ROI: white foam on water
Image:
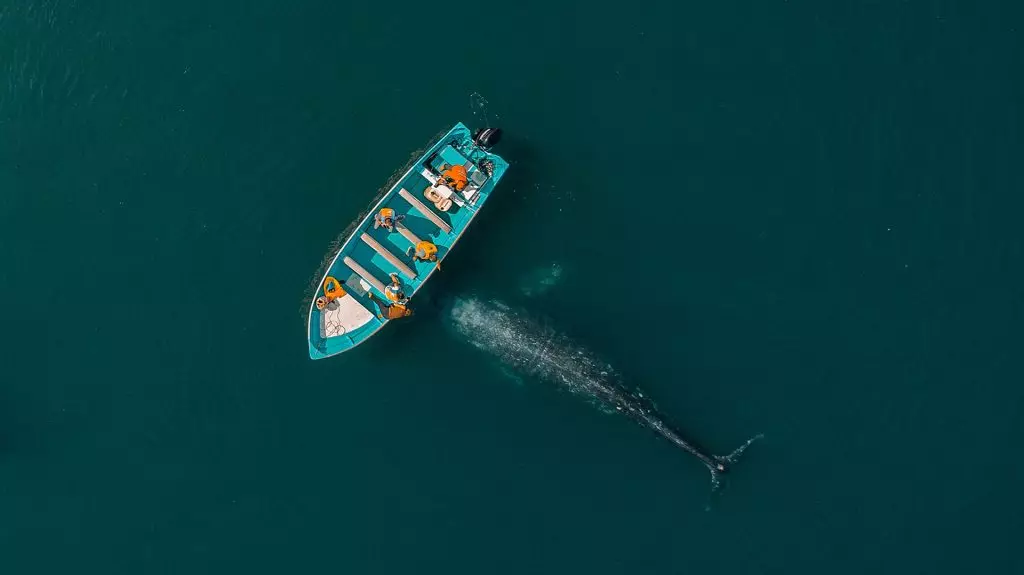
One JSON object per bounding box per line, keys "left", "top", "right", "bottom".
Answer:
{"left": 469, "top": 92, "right": 500, "bottom": 127}
{"left": 719, "top": 433, "right": 764, "bottom": 465}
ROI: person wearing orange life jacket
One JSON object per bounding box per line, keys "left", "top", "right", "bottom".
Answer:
{"left": 370, "top": 273, "right": 413, "bottom": 320}
{"left": 373, "top": 207, "right": 405, "bottom": 231}
{"left": 436, "top": 163, "right": 469, "bottom": 192}
{"left": 407, "top": 240, "right": 440, "bottom": 269}
{"left": 368, "top": 292, "right": 414, "bottom": 320}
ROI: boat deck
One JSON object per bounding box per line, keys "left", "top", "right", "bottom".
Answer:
{"left": 307, "top": 123, "right": 508, "bottom": 358}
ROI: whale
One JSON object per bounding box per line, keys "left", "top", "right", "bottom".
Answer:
{"left": 449, "top": 297, "right": 758, "bottom": 485}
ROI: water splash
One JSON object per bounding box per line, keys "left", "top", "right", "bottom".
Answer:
{"left": 718, "top": 433, "right": 764, "bottom": 466}
{"left": 469, "top": 92, "right": 499, "bottom": 127}
{"left": 708, "top": 434, "right": 764, "bottom": 491}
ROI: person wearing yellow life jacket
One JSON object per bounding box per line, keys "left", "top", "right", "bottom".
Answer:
{"left": 373, "top": 207, "right": 405, "bottom": 231}
{"left": 436, "top": 163, "right": 469, "bottom": 192}
{"left": 407, "top": 240, "right": 440, "bottom": 269}
{"left": 315, "top": 276, "right": 346, "bottom": 310}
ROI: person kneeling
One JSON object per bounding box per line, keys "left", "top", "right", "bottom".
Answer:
{"left": 407, "top": 240, "right": 440, "bottom": 270}
{"left": 373, "top": 207, "right": 405, "bottom": 232}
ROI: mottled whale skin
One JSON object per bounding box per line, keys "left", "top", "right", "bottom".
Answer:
{"left": 450, "top": 298, "right": 757, "bottom": 481}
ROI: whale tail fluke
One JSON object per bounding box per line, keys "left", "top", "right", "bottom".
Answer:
{"left": 708, "top": 434, "right": 764, "bottom": 490}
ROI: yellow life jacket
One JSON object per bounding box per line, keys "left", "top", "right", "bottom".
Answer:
{"left": 323, "top": 276, "right": 345, "bottom": 301}
{"left": 379, "top": 207, "right": 395, "bottom": 219}
{"left": 415, "top": 240, "right": 438, "bottom": 260}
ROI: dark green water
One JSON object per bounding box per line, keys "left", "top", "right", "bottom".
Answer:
{"left": 2, "top": 0, "right": 1022, "bottom": 572}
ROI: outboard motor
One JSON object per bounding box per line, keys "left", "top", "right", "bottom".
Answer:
{"left": 472, "top": 127, "right": 503, "bottom": 150}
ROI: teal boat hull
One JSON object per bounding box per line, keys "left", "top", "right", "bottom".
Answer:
{"left": 306, "top": 123, "right": 508, "bottom": 359}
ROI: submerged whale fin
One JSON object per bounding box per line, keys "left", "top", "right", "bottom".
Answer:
{"left": 707, "top": 434, "right": 764, "bottom": 490}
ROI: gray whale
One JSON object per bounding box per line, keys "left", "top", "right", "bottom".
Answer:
{"left": 450, "top": 297, "right": 758, "bottom": 484}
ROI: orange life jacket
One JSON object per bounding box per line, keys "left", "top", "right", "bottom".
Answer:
{"left": 386, "top": 303, "right": 413, "bottom": 319}
{"left": 442, "top": 165, "right": 468, "bottom": 191}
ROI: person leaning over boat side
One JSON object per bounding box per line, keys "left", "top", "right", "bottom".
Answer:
{"left": 384, "top": 273, "right": 405, "bottom": 302}
{"left": 368, "top": 292, "right": 413, "bottom": 320}
{"left": 407, "top": 240, "right": 440, "bottom": 270}
{"left": 368, "top": 273, "right": 413, "bottom": 319}
{"left": 373, "top": 207, "right": 405, "bottom": 232}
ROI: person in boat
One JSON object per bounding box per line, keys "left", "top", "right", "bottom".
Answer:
{"left": 373, "top": 207, "right": 405, "bottom": 232}
{"left": 407, "top": 240, "right": 440, "bottom": 269}
{"left": 384, "top": 273, "right": 405, "bottom": 302}
{"left": 315, "top": 277, "right": 346, "bottom": 310}
{"left": 436, "top": 163, "right": 469, "bottom": 192}
{"left": 368, "top": 292, "right": 413, "bottom": 320}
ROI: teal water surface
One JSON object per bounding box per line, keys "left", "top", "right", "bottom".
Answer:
{"left": 2, "top": 1, "right": 1023, "bottom": 573}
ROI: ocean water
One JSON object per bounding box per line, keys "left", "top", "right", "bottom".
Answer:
{"left": 2, "top": 0, "right": 1023, "bottom": 573}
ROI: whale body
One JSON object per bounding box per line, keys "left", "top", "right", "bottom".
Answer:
{"left": 449, "top": 297, "right": 756, "bottom": 481}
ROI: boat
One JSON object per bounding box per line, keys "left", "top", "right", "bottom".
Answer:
{"left": 306, "top": 123, "right": 508, "bottom": 359}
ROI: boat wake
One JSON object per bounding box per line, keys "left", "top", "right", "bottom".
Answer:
{"left": 449, "top": 296, "right": 760, "bottom": 488}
